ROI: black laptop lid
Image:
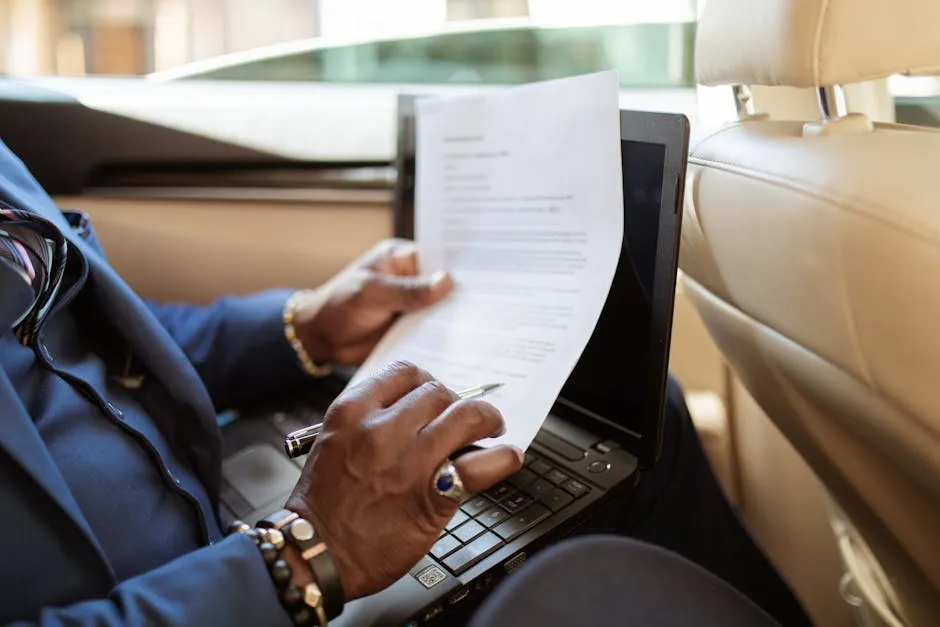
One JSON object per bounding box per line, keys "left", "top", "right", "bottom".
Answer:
{"left": 393, "top": 95, "right": 688, "bottom": 468}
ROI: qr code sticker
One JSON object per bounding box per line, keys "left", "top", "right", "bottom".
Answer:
{"left": 416, "top": 566, "right": 447, "bottom": 589}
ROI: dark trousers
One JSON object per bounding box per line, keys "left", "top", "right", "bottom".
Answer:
{"left": 468, "top": 536, "right": 782, "bottom": 627}
{"left": 470, "top": 376, "right": 813, "bottom": 626}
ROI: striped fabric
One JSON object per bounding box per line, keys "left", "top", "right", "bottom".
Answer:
{"left": 0, "top": 202, "right": 69, "bottom": 346}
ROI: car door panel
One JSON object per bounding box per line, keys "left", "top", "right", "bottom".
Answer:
{"left": 54, "top": 195, "right": 392, "bottom": 304}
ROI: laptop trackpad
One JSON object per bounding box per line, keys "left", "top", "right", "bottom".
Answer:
{"left": 222, "top": 445, "right": 301, "bottom": 510}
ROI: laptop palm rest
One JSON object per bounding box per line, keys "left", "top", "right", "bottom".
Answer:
{"left": 222, "top": 444, "right": 301, "bottom": 516}
{"left": 335, "top": 557, "right": 461, "bottom": 627}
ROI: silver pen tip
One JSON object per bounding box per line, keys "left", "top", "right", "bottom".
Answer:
{"left": 481, "top": 383, "right": 504, "bottom": 393}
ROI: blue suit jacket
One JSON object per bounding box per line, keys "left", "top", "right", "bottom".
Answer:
{"left": 0, "top": 140, "right": 307, "bottom": 626}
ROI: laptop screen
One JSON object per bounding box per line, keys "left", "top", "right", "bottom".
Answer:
{"left": 554, "top": 139, "right": 665, "bottom": 440}
{"left": 393, "top": 97, "right": 686, "bottom": 467}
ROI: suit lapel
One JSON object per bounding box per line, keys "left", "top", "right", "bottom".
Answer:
{"left": 1, "top": 159, "right": 219, "bottom": 435}
{"left": 66, "top": 234, "right": 222, "bottom": 496}
{"left": 69, "top": 234, "right": 219, "bottom": 422}
{"left": 0, "top": 262, "right": 115, "bottom": 580}
{"left": 0, "top": 147, "right": 222, "bottom": 559}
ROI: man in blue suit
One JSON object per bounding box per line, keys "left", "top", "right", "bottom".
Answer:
{"left": 0, "top": 134, "right": 529, "bottom": 625}
{"left": 0, "top": 138, "right": 810, "bottom": 626}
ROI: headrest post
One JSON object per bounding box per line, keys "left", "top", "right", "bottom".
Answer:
{"left": 732, "top": 85, "right": 756, "bottom": 118}
{"left": 817, "top": 85, "right": 848, "bottom": 120}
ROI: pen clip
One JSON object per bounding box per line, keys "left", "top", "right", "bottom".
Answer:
{"left": 286, "top": 423, "right": 323, "bottom": 440}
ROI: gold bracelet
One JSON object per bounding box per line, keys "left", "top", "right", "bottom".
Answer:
{"left": 283, "top": 290, "right": 333, "bottom": 378}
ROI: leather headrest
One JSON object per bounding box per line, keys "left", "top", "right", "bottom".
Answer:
{"left": 696, "top": 0, "right": 940, "bottom": 88}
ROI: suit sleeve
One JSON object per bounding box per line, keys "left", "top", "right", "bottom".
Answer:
{"left": 146, "top": 290, "right": 312, "bottom": 410}
{"left": 9, "top": 535, "right": 293, "bottom": 627}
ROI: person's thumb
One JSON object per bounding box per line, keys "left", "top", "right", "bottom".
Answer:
{"left": 362, "top": 270, "right": 453, "bottom": 312}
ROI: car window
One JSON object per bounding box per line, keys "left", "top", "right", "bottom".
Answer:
{"left": 176, "top": 23, "right": 696, "bottom": 89}
{"left": 891, "top": 76, "right": 940, "bottom": 128}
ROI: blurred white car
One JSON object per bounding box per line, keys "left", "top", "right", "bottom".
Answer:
{"left": 0, "top": 17, "right": 699, "bottom": 192}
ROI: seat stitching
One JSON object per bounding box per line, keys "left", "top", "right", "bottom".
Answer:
{"left": 690, "top": 118, "right": 749, "bottom": 152}
{"left": 689, "top": 155, "right": 940, "bottom": 249}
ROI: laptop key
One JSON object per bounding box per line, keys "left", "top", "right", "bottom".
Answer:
{"left": 477, "top": 506, "right": 510, "bottom": 528}
{"left": 443, "top": 532, "right": 503, "bottom": 575}
{"left": 561, "top": 478, "right": 590, "bottom": 498}
{"left": 453, "top": 519, "right": 486, "bottom": 544}
{"left": 544, "top": 468, "right": 570, "bottom": 486}
{"left": 523, "top": 452, "right": 536, "bottom": 466}
{"left": 528, "top": 459, "right": 551, "bottom": 475}
{"left": 485, "top": 483, "right": 516, "bottom": 502}
{"left": 461, "top": 495, "right": 491, "bottom": 517}
{"left": 541, "top": 487, "right": 574, "bottom": 512}
{"left": 492, "top": 504, "right": 551, "bottom": 542}
{"left": 446, "top": 510, "right": 469, "bottom": 531}
{"left": 522, "top": 478, "right": 554, "bottom": 500}
{"left": 502, "top": 492, "right": 533, "bottom": 513}
{"left": 431, "top": 534, "right": 462, "bottom": 559}
{"left": 507, "top": 468, "right": 537, "bottom": 490}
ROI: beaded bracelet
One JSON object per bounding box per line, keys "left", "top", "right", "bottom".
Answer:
{"left": 283, "top": 290, "right": 333, "bottom": 378}
{"left": 229, "top": 520, "right": 328, "bottom": 627}
{"left": 257, "top": 509, "right": 344, "bottom": 620}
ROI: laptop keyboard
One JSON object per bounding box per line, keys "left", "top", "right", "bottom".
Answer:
{"left": 429, "top": 450, "right": 591, "bottom": 575}
{"left": 219, "top": 402, "right": 593, "bottom": 578}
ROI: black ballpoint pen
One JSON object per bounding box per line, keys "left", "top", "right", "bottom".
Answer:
{"left": 283, "top": 382, "right": 504, "bottom": 458}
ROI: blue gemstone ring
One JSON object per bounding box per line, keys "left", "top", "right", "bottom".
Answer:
{"left": 433, "top": 460, "right": 466, "bottom": 502}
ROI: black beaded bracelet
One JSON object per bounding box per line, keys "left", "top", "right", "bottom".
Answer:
{"left": 281, "top": 518, "right": 344, "bottom": 620}
{"left": 229, "top": 520, "right": 328, "bottom": 627}
{"left": 257, "top": 510, "right": 344, "bottom": 621}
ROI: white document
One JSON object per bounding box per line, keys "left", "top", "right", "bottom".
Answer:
{"left": 349, "top": 71, "right": 624, "bottom": 451}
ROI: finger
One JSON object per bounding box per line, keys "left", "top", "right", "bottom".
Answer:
{"left": 420, "top": 399, "right": 506, "bottom": 462}
{"left": 344, "top": 360, "right": 434, "bottom": 410}
{"left": 388, "top": 243, "right": 419, "bottom": 276}
{"left": 360, "top": 271, "right": 453, "bottom": 313}
{"left": 363, "top": 238, "right": 417, "bottom": 275}
{"left": 377, "top": 380, "right": 459, "bottom": 439}
{"left": 374, "top": 241, "right": 419, "bottom": 276}
{"left": 453, "top": 445, "right": 525, "bottom": 495}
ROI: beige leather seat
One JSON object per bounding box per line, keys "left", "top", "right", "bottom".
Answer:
{"left": 682, "top": 1, "right": 940, "bottom": 625}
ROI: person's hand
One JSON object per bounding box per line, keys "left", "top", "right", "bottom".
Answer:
{"left": 293, "top": 239, "right": 453, "bottom": 366}
{"left": 285, "top": 361, "right": 524, "bottom": 601}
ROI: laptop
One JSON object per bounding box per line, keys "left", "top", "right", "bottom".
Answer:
{"left": 218, "top": 94, "right": 689, "bottom": 626}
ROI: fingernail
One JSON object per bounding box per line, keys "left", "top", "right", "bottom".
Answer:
{"left": 511, "top": 446, "right": 525, "bottom": 466}
{"left": 430, "top": 270, "right": 449, "bottom": 286}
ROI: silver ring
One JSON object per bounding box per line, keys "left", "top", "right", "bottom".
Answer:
{"left": 433, "top": 460, "right": 466, "bottom": 502}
